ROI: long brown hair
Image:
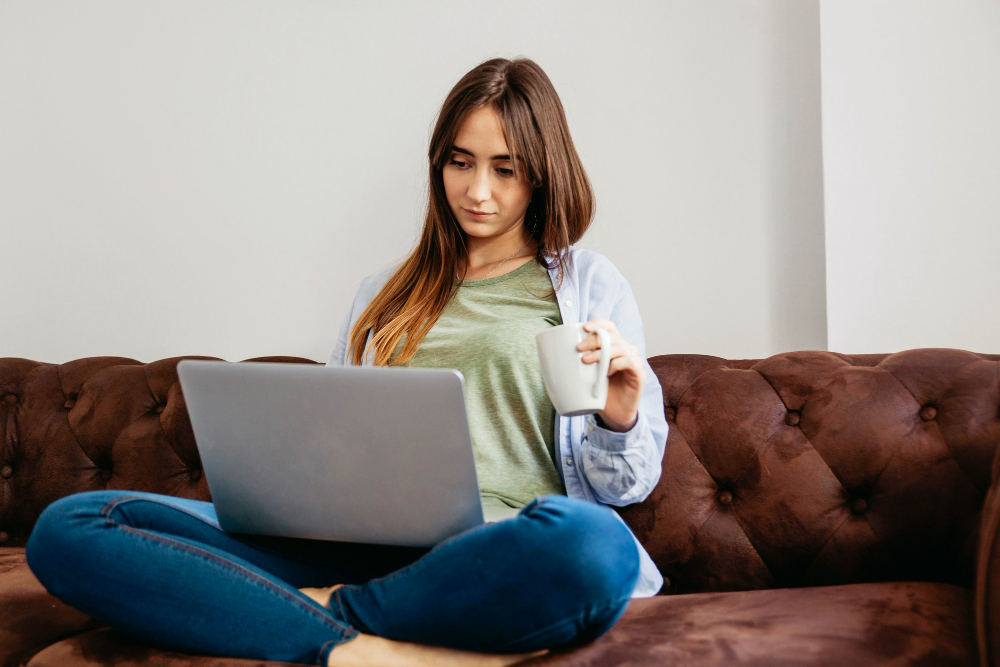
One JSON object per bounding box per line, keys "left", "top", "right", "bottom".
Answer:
{"left": 348, "top": 57, "right": 594, "bottom": 366}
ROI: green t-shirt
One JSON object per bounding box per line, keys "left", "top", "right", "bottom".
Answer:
{"left": 391, "top": 259, "right": 566, "bottom": 508}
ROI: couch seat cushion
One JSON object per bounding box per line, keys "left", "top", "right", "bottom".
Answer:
{"left": 532, "top": 581, "right": 974, "bottom": 666}
{"left": 0, "top": 547, "right": 102, "bottom": 667}
{"left": 14, "top": 575, "right": 973, "bottom": 666}
{"left": 26, "top": 627, "right": 298, "bottom": 666}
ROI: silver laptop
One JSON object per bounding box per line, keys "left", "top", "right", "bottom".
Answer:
{"left": 176, "top": 360, "right": 519, "bottom": 547}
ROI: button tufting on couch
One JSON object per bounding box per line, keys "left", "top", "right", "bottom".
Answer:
{"left": 1, "top": 349, "right": 999, "bottom": 666}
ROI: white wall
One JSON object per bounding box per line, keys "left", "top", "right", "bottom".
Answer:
{"left": 0, "top": 0, "right": 827, "bottom": 364}
{"left": 820, "top": 0, "right": 1000, "bottom": 354}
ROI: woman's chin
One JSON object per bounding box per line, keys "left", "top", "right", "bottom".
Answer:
{"left": 459, "top": 223, "right": 498, "bottom": 238}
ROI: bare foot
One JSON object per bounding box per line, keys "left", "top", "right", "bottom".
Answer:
{"left": 327, "top": 633, "right": 547, "bottom": 667}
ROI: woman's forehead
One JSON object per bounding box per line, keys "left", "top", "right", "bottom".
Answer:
{"left": 453, "top": 106, "right": 511, "bottom": 158}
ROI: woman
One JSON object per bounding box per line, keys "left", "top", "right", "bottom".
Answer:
{"left": 26, "top": 58, "right": 668, "bottom": 666}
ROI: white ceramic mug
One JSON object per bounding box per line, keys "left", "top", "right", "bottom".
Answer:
{"left": 536, "top": 323, "right": 611, "bottom": 417}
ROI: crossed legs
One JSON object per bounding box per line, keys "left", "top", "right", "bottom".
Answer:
{"left": 26, "top": 491, "right": 639, "bottom": 665}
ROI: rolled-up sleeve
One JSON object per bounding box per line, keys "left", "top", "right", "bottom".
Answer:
{"left": 578, "top": 279, "right": 668, "bottom": 506}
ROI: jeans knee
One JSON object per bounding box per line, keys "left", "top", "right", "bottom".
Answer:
{"left": 521, "top": 496, "right": 640, "bottom": 603}
{"left": 26, "top": 490, "right": 120, "bottom": 590}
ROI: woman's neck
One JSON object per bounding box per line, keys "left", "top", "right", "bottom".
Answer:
{"left": 462, "top": 230, "right": 538, "bottom": 281}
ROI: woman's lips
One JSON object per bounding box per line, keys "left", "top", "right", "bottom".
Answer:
{"left": 463, "top": 208, "right": 494, "bottom": 219}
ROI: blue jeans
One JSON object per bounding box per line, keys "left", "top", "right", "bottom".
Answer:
{"left": 25, "top": 491, "right": 640, "bottom": 665}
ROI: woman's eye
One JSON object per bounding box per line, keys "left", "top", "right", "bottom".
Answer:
{"left": 449, "top": 159, "right": 469, "bottom": 168}
{"left": 496, "top": 168, "right": 515, "bottom": 177}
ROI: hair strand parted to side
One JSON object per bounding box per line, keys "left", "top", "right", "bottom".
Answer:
{"left": 348, "top": 57, "right": 594, "bottom": 366}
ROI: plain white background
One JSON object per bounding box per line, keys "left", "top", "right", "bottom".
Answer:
{"left": 3, "top": 1, "right": 995, "bottom": 364}
{"left": 0, "top": 0, "right": 827, "bottom": 363}
{"left": 820, "top": 0, "right": 1000, "bottom": 353}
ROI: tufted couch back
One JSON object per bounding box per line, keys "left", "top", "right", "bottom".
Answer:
{"left": 2, "top": 349, "right": 999, "bottom": 597}
{"left": 621, "top": 348, "right": 1000, "bottom": 595}
{"left": 0, "top": 355, "right": 310, "bottom": 547}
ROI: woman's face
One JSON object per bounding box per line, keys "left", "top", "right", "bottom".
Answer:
{"left": 442, "top": 106, "right": 534, "bottom": 245}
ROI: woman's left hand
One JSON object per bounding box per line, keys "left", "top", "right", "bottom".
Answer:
{"left": 578, "top": 318, "right": 646, "bottom": 433}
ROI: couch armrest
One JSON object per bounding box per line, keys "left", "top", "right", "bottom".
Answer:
{"left": 976, "top": 442, "right": 1000, "bottom": 666}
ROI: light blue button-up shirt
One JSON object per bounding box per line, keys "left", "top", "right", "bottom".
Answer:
{"left": 327, "top": 246, "right": 668, "bottom": 597}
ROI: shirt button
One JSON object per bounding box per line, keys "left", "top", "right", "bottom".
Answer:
{"left": 565, "top": 300, "right": 573, "bottom": 307}
{"left": 588, "top": 423, "right": 594, "bottom": 431}
{"left": 564, "top": 457, "right": 573, "bottom": 467}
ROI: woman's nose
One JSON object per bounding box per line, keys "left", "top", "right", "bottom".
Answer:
{"left": 467, "top": 167, "right": 491, "bottom": 203}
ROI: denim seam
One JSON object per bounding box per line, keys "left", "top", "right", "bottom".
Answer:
{"left": 99, "top": 495, "right": 345, "bottom": 567}
{"left": 318, "top": 639, "right": 340, "bottom": 666}
{"left": 100, "top": 495, "right": 220, "bottom": 528}
{"left": 117, "top": 525, "right": 356, "bottom": 639}
{"left": 332, "top": 588, "right": 352, "bottom": 628}
{"left": 99, "top": 495, "right": 357, "bottom": 645}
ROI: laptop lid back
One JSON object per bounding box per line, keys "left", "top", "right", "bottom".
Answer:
{"left": 176, "top": 360, "right": 484, "bottom": 547}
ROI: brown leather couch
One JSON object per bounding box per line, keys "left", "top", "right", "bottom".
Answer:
{"left": 2, "top": 348, "right": 1000, "bottom": 666}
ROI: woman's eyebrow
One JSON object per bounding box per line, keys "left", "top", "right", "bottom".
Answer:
{"left": 451, "top": 145, "right": 511, "bottom": 161}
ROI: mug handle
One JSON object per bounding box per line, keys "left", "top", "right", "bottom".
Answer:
{"left": 593, "top": 327, "right": 611, "bottom": 398}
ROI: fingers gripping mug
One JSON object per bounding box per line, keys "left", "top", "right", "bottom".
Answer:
{"left": 535, "top": 323, "right": 611, "bottom": 417}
